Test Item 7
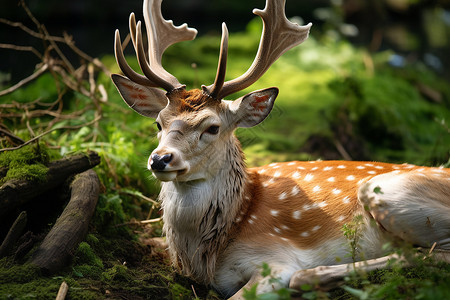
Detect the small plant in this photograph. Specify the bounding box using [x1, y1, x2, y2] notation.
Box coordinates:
[341, 215, 365, 263]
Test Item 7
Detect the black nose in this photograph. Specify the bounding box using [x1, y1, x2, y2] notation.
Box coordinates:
[151, 153, 173, 171]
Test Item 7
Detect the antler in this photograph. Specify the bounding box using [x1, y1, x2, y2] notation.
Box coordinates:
[202, 0, 312, 100]
[114, 0, 197, 92]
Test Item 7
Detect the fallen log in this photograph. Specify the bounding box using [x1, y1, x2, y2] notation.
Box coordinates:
[0, 151, 100, 219]
[289, 251, 450, 292]
[30, 169, 100, 273]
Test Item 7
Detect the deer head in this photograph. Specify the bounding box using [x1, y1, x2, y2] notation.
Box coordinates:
[111, 0, 311, 182]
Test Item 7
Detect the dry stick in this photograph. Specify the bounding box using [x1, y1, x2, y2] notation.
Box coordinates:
[0, 18, 65, 43]
[0, 115, 101, 153]
[55, 281, 69, 300]
[30, 170, 100, 273]
[0, 43, 42, 59]
[0, 64, 48, 97]
[0, 128, 25, 145]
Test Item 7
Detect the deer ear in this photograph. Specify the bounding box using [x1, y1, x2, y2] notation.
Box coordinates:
[111, 74, 168, 118]
[229, 87, 278, 128]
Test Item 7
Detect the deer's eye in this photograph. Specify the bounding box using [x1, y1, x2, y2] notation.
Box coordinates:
[155, 122, 162, 131]
[205, 125, 219, 135]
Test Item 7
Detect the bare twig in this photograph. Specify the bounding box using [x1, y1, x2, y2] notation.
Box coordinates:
[0, 116, 101, 153]
[140, 218, 162, 224]
[0, 64, 48, 97]
[0, 18, 65, 43]
[0, 43, 42, 59]
[0, 127, 25, 145]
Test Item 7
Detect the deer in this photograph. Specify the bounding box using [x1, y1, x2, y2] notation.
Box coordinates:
[111, 0, 450, 298]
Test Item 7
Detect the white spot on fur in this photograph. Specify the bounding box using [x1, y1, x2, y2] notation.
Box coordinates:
[291, 185, 300, 196]
[365, 163, 374, 167]
[337, 165, 346, 169]
[274, 171, 282, 178]
[303, 204, 313, 210]
[281, 225, 289, 230]
[269, 163, 277, 167]
[236, 216, 242, 222]
[375, 166, 384, 169]
[304, 173, 314, 181]
[343, 196, 350, 204]
[279, 192, 288, 200]
[251, 214, 257, 219]
[258, 168, 266, 174]
[327, 177, 336, 182]
[270, 210, 279, 216]
[323, 166, 333, 171]
[346, 175, 355, 181]
[292, 210, 301, 219]
[312, 225, 321, 232]
[318, 201, 327, 208]
[248, 219, 254, 224]
[297, 166, 306, 170]
[311, 167, 319, 171]
[288, 162, 296, 166]
[367, 171, 377, 175]
[357, 166, 366, 169]
[332, 188, 342, 195]
[274, 227, 281, 234]
[337, 216, 345, 222]
[301, 232, 310, 237]
[281, 237, 289, 242]
[263, 178, 275, 187]
[292, 172, 301, 179]
[313, 185, 321, 193]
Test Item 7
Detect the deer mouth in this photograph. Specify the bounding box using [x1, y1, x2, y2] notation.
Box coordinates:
[152, 169, 187, 181]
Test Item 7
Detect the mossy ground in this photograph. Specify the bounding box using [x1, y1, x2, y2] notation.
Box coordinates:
[0, 143, 52, 185]
[0, 232, 220, 300]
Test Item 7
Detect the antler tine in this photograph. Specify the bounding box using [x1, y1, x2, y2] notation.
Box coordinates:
[114, 29, 156, 87]
[136, 21, 176, 91]
[143, 0, 197, 91]
[206, 0, 312, 100]
[202, 23, 229, 99]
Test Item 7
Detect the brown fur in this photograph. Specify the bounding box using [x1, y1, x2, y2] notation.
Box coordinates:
[167, 89, 220, 113]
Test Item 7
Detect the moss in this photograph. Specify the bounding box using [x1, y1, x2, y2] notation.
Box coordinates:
[101, 264, 129, 282]
[169, 283, 193, 300]
[0, 143, 52, 185]
[0, 260, 41, 284]
[74, 242, 104, 269]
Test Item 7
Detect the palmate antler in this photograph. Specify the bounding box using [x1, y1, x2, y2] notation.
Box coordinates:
[203, 0, 312, 100]
[114, 0, 197, 92]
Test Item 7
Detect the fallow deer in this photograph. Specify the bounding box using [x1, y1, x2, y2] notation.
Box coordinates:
[111, 0, 450, 298]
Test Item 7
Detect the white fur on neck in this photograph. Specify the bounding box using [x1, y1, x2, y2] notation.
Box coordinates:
[160, 137, 247, 283]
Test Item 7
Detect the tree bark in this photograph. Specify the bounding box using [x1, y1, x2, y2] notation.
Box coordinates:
[30, 169, 100, 273]
[0, 151, 100, 219]
[0, 211, 27, 258]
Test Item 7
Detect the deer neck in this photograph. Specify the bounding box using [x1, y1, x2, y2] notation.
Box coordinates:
[159, 135, 249, 283]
